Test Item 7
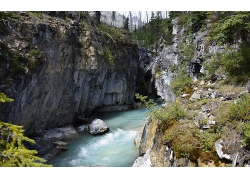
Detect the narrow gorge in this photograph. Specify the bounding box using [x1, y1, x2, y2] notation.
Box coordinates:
[1, 11, 250, 167]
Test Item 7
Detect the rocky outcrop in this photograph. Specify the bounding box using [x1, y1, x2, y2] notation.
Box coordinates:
[132, 148, 152, 167]
[0, 12, 140, 136]
[88, 118, 109, 135]
[132, 16, 250, 167]
[44, 125, 78, 141]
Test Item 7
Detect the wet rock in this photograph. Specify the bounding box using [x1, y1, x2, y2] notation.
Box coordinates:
[53, 141, 68, 146]
[44, 125, 78, 141]
[88, 118, 109, 135]
[77, 124, 89, 132]
[56, 146, 68, 151]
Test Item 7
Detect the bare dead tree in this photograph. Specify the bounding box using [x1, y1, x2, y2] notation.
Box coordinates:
[129, 11, 133, 31]
[146, 11, 149, 24]
[111, 11, 116, 26]
[138, 11, 142, 29]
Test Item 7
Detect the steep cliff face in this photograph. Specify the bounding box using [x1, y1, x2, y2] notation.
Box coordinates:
[0, 12, 139, 136]
[133, 16, 250, 167]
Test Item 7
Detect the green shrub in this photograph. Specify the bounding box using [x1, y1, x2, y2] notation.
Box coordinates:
[135, 93, 157, 112]
[153, 102, 185, 132]
[226, 93, 250, 122]
[28, 49, 45, 60]
[103, 47, 114, 65]
[243, 122, 250, 147]
[171, 72, 193, 96]
[179, 43, 195, 63]
[11, 53, 27, 76]
[0, 121, 52, 167]
[196, 131, 220, 152]
[203, 53, 222, 75]
[98, 23, 123, 40]
[0, 93, 14, 103]
[0, 93, 51, 167]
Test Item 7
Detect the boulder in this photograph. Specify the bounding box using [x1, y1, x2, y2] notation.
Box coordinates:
[88, 118, 109, 135]
[215, 139, 231, 160]
[44, 125, 78, 141]
[189, 93, 201, 100]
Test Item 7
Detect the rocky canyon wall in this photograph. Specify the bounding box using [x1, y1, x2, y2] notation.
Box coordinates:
[0, 12, 140, 136]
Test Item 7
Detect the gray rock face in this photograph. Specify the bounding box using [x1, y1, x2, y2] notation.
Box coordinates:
[132, 147, 152, 167]
[215, 139, 231, 160]
[246, 79, 250, 93]
[138, 117, 150, 156]
[0, 15, 139, 136]
[88, 118, 109, 135]
[151, 46, 177, 102]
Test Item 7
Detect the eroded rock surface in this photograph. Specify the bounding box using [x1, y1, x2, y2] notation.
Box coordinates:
[88, 118, 109, 135]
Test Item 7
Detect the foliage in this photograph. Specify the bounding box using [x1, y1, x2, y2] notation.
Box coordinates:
[153, 101, 185, 131]
[103, 47, 114, 65]
[133, 12, 169, 47]
[171, 70, 193, 96]
[135, 93, 157, 112]
[243, 122, 250, 147]
[226, 93, 250, 122]
[211, 12, 250, 44]
[163, 119, 219, 160]
[189, 11, 208, 33]
[123, 17, 129, 31]
[179, 43, 195, 63]
[27, 49, 46, 68]
[170, 125, 200, 159]
[0, 12, 18, 21]
[0, 121, 52, 167]
[0, 93, 51, 167]
[220, 44, 250, 84]
[1, 41, 45, 76]
[0, 93, 14, 103]
[98, 22, 124, 40]
[215, 93, 250, 148]
[203, 53, 221, 75]
[11, 53, 28, 75]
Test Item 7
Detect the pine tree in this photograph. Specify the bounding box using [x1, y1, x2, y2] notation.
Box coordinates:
[0, 93, 52, 167]
[123, 17, 129, 31]
[111, 11, 116, 26]
[95, 11, 101, 24]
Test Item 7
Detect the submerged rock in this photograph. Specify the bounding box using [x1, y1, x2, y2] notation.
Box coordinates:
[88, 118, 109, 135]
